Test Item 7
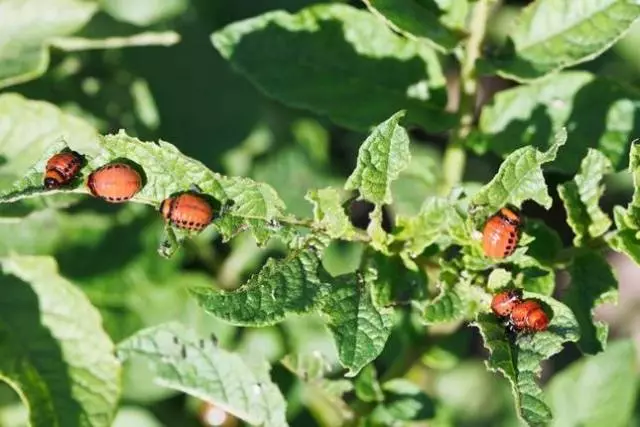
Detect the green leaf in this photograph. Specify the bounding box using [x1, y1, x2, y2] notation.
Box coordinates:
[473, 292, 580, 426]
[470, 128, 567, 222]
[395, 195, 469, 258]
[0, 0, 98, 88]
[0, 93, 99, 182]
[190, 245, 327, 326]
[366, 252, 428, 307]
[117, 323, 287, 427]
[0, 131, 288, 249]
[613, 142, 640, 229]
[0, 255, 120, 427]
[478, 71, 640, 174]
[320, 272, 394, 377]
[423, 278, 488, 324]
[547, 340, 637, 427]
[306, 187, 358, 239]
[391, 143, 441, 216]
[564, 252, 618, 354]
[212, 4, 452, 132]
[345, 111, 410, 206]
[608, 143, 640, 264]
[487, 268, 512, 291]
[522, 219, 563, 266]
[354, 364, 384, 403]
[558, 149, 613, 246]
[100, 0, 188, 26]
[485, 0, 640, 81]
[369, 379, 435, 424]
[362, 0, 465, 52]
[513, 255, 556, 296]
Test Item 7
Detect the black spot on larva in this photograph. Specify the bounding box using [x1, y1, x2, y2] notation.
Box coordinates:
[508, 238, 514, 244]
[188, 222, 195, 226]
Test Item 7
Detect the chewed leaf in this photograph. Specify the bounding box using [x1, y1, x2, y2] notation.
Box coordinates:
[0, 256, 120, 427]
[423, 278, 489, 324]
[0, 131, 288, 250]
[117, 323, 287, 427]
[608, 143, 640, 265]
[558, 149, 613, 246]
[564, 252, 618, 354]
[306, 187, 358, 239]
[473, 292, 579, 426]
[345, 111, 410, 206]
[470, 128, 567, 222]
[190, 245, 328, 326]
[485, 0, 640, 82]
[395, 195, 470, 258]
[320, 272, 394, 377]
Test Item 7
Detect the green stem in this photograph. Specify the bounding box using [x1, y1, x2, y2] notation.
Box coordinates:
[440, 0, 494, 194]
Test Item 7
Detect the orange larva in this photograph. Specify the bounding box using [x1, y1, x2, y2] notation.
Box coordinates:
[87, 163, 142, 203]
[482, 207, 522, 258]
[491, 289, 523, 319]
[160, 193, 213, 232]
[510, 300, 549, 333]
[44, 151, 83, 189]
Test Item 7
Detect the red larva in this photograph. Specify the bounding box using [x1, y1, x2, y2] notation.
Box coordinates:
[160, 193, 213, 232]
[510, 300, 549, 333]
[87, 163, 142, 203]
[44, 151, 83, 189]
[490, 289, 523, 319]
[482, 207, 522, 258]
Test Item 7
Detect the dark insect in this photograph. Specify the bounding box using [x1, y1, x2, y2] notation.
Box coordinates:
[44, 151, 83, 189]
[87, 163, 142, 203]
[482, 207, 522, 258]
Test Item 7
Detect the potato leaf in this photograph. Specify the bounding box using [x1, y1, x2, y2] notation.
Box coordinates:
[0, 256, 120, 427]
[473, 292, 579, 426]
[485, 0, 640, 82]
[117, 322, 287, 427]
[212, 4, 453, 132]
[558, 149, 613, 246]
[470, 127, 567, 223]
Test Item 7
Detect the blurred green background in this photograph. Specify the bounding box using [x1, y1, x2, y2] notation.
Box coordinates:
[1, 0, 640, 426]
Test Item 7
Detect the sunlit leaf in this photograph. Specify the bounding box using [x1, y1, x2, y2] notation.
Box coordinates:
[474, 292, 580, 426]
[212, 4, 453, 132]
[485, 0, 640, 81]
[320, 272, 394, 377]
[362, 0, 465, 52]
[470, 128, 567, 223]
[546, 340, 637, 427]
[558, 149, 613, 245]
[117, 323, 287, 427]
[478, 72, 640, 174]
[0, 0, 98, 88]
[0, 256, 120, 427]
[345, 111, 410, 206]
[190, 245, 328, 327]
[306, 187, 358, 240]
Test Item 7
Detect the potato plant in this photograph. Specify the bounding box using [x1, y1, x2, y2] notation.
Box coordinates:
[0, 0, 639, 426]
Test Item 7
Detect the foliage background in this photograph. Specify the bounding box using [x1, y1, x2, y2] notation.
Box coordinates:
[1, 0, 640, 426]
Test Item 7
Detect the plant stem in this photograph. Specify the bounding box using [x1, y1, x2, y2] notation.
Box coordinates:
[440, 0, 494, 194]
